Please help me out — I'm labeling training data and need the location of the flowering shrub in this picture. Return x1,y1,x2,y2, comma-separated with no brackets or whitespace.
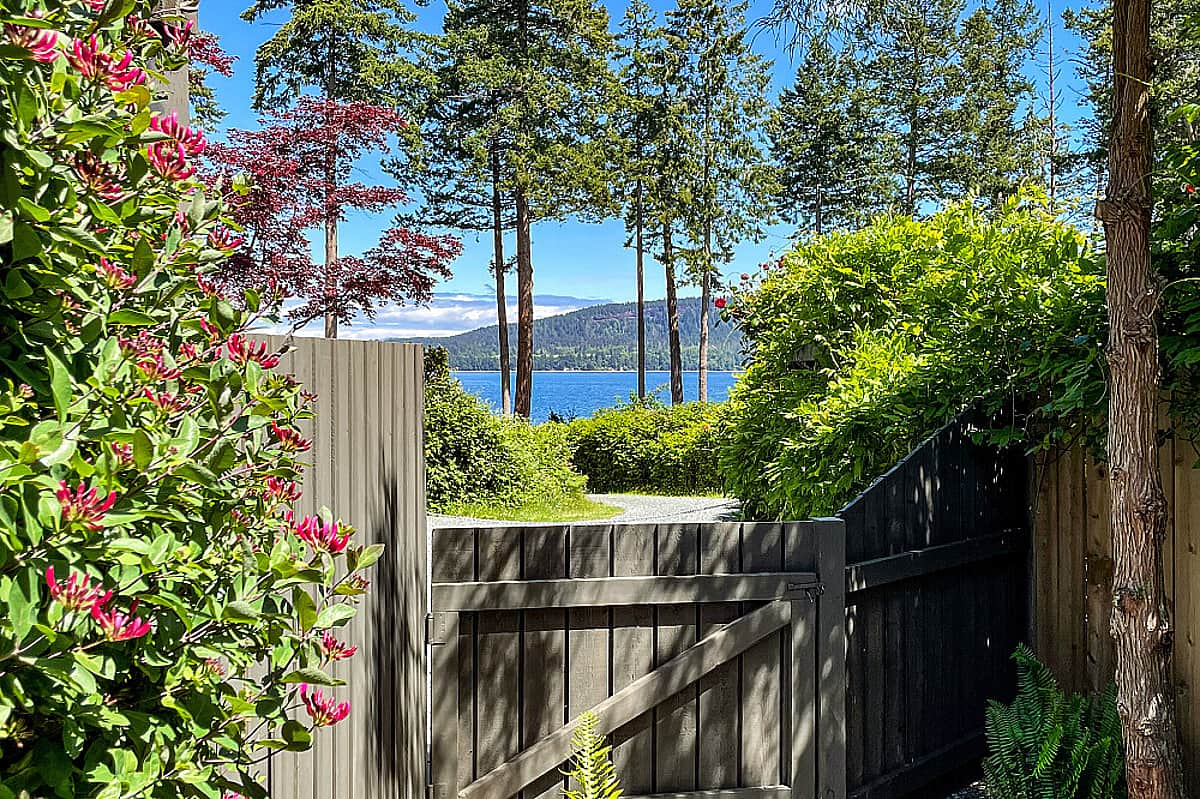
0,2,376,796
720,196,1107,518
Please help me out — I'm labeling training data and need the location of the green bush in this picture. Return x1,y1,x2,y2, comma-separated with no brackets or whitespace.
0,3,374,796
719,195,1107,519
567,398,724,495
424,349,584,512
984,645,1125,799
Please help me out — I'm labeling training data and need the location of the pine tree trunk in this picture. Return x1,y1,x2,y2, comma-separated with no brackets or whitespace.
635,179,646,399
491,148,511,416
514,185,534,419
323,169,338,339
1101,1,1188,796
698,216,711,403
663,219,683,405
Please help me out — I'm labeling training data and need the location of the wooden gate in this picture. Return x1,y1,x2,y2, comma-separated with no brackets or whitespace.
428,520,847,799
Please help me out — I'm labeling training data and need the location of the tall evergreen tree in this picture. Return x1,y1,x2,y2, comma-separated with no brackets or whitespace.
768,38,897,235
436,0,615,417
857,0,964,214
387,29,517,413
613,0,661,399
665,0,771,401
937,0,1042,203
242,0,429,337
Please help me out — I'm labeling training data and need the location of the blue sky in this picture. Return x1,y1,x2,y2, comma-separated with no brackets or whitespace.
199,0,1093,340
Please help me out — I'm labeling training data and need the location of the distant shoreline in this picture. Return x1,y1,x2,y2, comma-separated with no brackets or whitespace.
451,369,741,374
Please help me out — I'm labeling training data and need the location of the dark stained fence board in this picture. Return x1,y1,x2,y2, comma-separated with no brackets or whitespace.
838,412,1028,799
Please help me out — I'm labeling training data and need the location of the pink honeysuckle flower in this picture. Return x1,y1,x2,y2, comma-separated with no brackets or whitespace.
290,514,350,554
135,355,181,381
199,318,222,342
160,19,193,50
145,113,205,180
57,481,117,531
224,333,280,368
91,595,151,641
72,152,125,200
67,35,146,91
142,387,189,413
299,683,350,727
96,257,136,289
178,342,198,362
110,441,134,464
318,630,357,661
263,477,302,503
119,330,164,359
6,20,59,63
207,226,244,252
270,421,312,453
45,565,109,612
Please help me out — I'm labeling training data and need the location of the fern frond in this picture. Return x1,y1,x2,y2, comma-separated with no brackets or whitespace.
563,712,625,799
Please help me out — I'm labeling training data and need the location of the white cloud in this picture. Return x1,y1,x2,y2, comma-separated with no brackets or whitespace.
254,292,610,340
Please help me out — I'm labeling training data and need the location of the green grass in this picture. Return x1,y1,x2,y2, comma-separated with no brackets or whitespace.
444,493,622,523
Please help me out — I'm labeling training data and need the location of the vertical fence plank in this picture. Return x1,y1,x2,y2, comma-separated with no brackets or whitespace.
567,525,611,792
1085,457,1115,696
476,528,521,790
611,526,656,794
786,522,817,796
741,523,784,789
698,523,740,789
523,527,568,799
816,519,847,799
654,523,699,792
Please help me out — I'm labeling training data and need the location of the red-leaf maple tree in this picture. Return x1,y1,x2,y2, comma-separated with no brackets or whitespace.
207,96,460,335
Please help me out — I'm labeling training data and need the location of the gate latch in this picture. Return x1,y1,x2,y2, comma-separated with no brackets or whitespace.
783,580,824,601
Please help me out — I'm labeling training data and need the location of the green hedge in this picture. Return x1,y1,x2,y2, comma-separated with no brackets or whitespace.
719,195,1107,519
566,398,725,495
424,349,584,512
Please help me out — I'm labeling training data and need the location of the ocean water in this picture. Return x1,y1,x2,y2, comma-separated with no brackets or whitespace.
452,370,739,423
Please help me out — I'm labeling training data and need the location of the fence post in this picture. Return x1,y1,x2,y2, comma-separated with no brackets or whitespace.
815,517,847,799
428,612,459,799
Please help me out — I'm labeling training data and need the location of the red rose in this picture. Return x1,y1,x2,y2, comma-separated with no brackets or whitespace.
715,297,727,309
1187,184,1196,194
740,273,749,280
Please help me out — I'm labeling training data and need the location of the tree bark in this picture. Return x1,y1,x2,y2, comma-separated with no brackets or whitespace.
514,185,534,419
323,169,338,339
1101,0,1188,796
663,219,683,405
698,215,711,403
635,178,646,399
491,147,511,416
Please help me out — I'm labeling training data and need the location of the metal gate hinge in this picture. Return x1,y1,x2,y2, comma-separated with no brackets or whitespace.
784,580,824,601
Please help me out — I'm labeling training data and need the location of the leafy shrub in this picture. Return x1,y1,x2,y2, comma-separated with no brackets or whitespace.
567,398,725,495
562,712,623,799
424,349,584,511
720,195,1107,518
984,645,1125,799
0,3,375,797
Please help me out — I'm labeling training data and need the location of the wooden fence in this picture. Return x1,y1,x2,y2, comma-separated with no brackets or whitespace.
1033,426,1200,794
837,414,1030,799
263,337,428,799
428,521,848,799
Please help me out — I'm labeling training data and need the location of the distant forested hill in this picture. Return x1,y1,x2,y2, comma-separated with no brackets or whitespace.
400,297,744,371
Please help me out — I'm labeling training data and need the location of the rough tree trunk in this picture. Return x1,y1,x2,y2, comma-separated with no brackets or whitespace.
635,179,646,399
1101,0,1188,796
663,219,683,405
324,188,338,339
491,148,511,416
698,216,711,403
514,185,534,419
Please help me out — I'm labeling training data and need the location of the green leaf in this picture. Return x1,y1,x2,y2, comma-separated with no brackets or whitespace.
0,211,12,244
44,346,71,421
50,225,105,254
108,309,157,326
294,588,317,631
314,603,356,629
281,667,340,686
355,543,385,572
222,601,261,624
132,429,153,470
8,568,36,642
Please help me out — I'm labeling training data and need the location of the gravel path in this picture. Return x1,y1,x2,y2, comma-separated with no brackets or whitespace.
429,493,740,528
